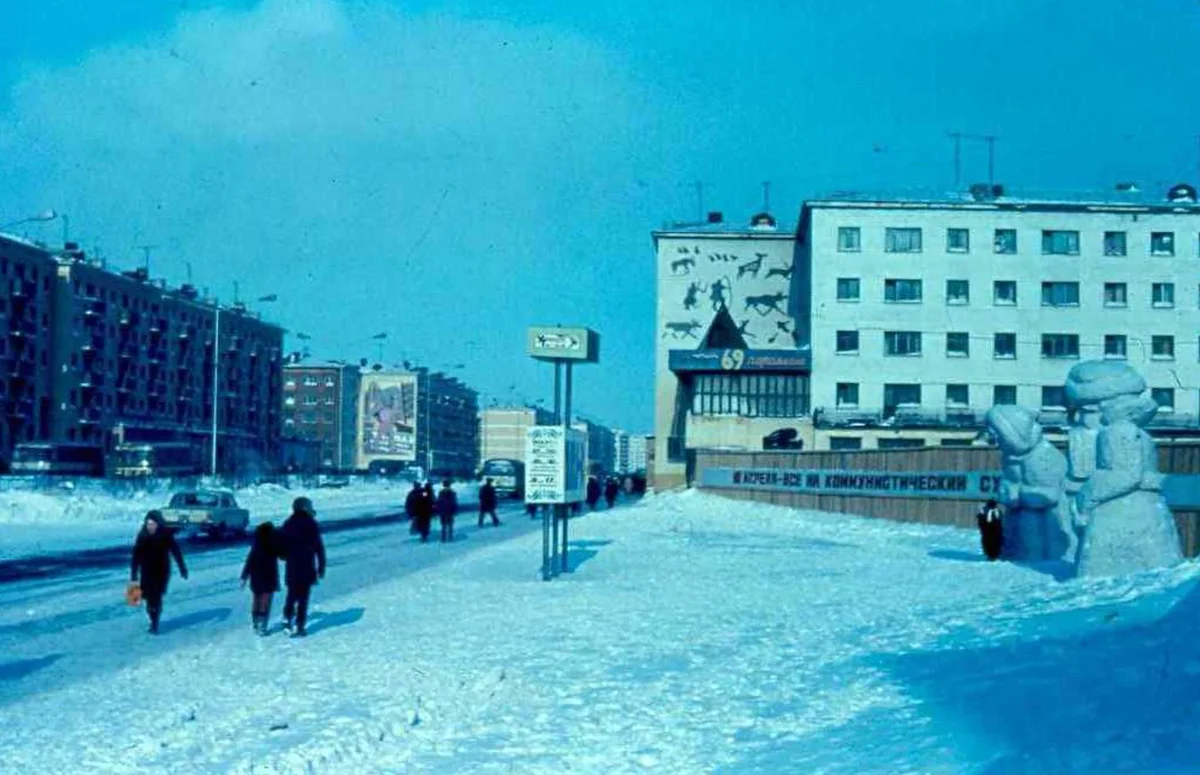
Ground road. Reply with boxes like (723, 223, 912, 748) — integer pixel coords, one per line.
(0, 501, 538, 707)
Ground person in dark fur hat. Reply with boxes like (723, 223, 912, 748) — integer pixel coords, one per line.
(130, 511, 188, 634)
(278, 497, 325, 637)
(241, 521, 281, 635)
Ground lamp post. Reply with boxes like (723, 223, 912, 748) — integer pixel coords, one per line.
(1, 209, 58, 232)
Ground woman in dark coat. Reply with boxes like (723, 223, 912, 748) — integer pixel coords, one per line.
(418, 481, 435, 542)
(586, 477, 602, 510)
(241, 522, 281, 636)
(406, 482, 424, 534)
(278, 497, 326, 638)
(977, 499, 1004, 561)
(604, 477, 620, 509)
(131, 511, 188, 635)
(436, 480, 458, 543)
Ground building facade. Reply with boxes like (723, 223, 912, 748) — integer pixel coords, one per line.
(627, 434, 648, 473)
(652, 212, 810, 489)
(282, 363, 361, 471)
(573, 418, 616, 476)
(1, 234, 284, 470)
(415, 368, 479, 479)
(613, 430, 630, 474)
(479, 405, 554, 464)
(799, 184, 1200, 450)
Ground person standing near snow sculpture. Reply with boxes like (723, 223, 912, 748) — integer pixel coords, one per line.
(984, 405, 1072, 562)
(130, 511, 188, 635)
(976, 499, 1003, 560)
(1066, 361, 1183, 577)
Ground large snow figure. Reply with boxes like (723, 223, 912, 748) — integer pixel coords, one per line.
(984, 405, 1073, 562)
(1065, 360, 1183, 577)
(1063, 363, 1105, 560)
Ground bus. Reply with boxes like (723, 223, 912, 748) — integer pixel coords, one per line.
(9, 443, 105, 476)
(479, 458, 525, 499)
(109, 442, 201, 478)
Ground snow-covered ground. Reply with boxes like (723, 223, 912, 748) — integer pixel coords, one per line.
(3, 490, 1200, 773)
(0, 479, 478, 562)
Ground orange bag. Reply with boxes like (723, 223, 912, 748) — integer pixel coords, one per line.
(126, 582, 143, 607)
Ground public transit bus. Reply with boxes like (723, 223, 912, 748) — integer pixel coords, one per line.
(9, 443, 105, 476)
(479, 458, 525, 499)
(109, 442, 201, 478)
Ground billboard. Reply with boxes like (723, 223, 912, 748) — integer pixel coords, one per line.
(358, 373, 418, 467)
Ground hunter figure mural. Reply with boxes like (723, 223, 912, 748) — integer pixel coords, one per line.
(984, 405, 1073, 563)
(1065, 360, 1183, 577)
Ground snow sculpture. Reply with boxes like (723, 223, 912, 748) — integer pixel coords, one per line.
(1065, 360, 1183, 577)
(983, 405, 1073, 562)
(1063, 363, 1104, 561)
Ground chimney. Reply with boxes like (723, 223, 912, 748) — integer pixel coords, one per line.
(706, 211, 723, 224)
(1167, 183, 1197, 204)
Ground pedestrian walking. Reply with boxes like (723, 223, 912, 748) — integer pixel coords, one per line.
(417, 481, 435, 542)
(278, 497, 326, 638)
(240, 522, 280, 636)
(130, 511, 188, 635)
(585, 476, 601, 511)
(478, 478, 500, 527)
(405, 481, 424, 534)
(525, 501, 538, 519)
(604, 477, 620, 509)
(437, 480, 458, 543)
(977, 499, 1004, 561)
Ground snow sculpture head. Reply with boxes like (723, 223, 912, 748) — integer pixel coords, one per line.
(984, 405, 1042, 457)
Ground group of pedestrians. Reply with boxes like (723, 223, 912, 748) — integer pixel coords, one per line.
(404, 480, 467, 543)
(129, 496, 326, 638)
(584, 475, 623, 511)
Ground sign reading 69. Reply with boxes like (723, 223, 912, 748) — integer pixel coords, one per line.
(720, 349, 746, 371)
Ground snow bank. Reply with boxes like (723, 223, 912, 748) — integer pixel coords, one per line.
(3, 491, 1199, 773)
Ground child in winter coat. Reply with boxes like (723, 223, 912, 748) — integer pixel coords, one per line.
(241, 522, 281, 635)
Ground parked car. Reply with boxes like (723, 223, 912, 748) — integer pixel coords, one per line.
(159, 490, 251, 539)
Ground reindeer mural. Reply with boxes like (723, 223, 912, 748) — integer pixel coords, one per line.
(737, 253, 766, 279)
(765, 261, 794, 281)
(768, 319, 793, 345)
(682, 281, 706, 311)
(737, 319, 757, 341)
(671, 256, 696, 275)
(744, 292, 788, 317)
(662, 320, 703, 340)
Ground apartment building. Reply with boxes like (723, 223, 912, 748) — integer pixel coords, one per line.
(282, 362, 361, 471)
(1, 234, 284, 470)
(479, 405, 554, 464)
(413, 367, 480, 478)
(799, 183, 1200, 450)
(627, 434, 648, 473)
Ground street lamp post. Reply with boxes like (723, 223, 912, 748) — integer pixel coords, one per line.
(0, 209, 58, 233)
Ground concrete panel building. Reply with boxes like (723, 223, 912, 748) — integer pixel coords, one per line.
(479, 405, 553, 464)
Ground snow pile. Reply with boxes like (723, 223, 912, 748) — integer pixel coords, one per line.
(3, 491, 1200, 773)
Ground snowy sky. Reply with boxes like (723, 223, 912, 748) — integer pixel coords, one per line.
(2, 0, 1200, 433)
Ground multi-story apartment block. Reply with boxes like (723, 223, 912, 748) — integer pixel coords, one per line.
(282, 362, 361, 471)
(799, 183, 1200, 450)
(573, 418, 616, 476)
(652, 184, 1200, 485)
(613, 431, 631, 474)
(0, 234, 284, 470)
(479, 405, 554, 464)
(413, 367, 480, 479)
(627, 434, 648, 473)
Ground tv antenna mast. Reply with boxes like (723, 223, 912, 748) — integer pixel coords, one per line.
(946, 132, 998, 187)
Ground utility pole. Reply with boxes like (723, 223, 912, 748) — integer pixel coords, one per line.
(694, 181, 704, 222)
(984, 135, 996, 185)
(762, 181, 772, 212)
(947, 132, 963, 188)
(136, 245, 156, 274)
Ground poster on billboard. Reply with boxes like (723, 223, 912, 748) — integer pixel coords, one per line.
(524, 426, 586, 504)
(358, 373, 418, 467)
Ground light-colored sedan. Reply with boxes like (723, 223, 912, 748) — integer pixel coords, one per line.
(159, 490, 251, 540)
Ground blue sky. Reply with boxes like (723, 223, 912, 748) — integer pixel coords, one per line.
(2, 0, 1199, 433)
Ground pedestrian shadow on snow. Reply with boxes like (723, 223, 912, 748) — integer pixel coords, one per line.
(0, 653, 64, 682)
(740, 576, 1200, 774)
(565, 540, 613, 572)
(159, 607, 232, 634)
(928, 550, 1077, 581)
(306, 607, 365, 636)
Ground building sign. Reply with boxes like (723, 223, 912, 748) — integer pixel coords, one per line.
(525, 426, 586, 503)
(669, 348, 810, 374)
(702, 467, 1200, 509)
(358, 374, 418, 466)
(528, 326, 600, 363)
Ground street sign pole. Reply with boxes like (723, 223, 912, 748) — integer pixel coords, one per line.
(561, 361, 573, 573)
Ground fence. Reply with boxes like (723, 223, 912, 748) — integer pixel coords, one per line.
(694, 444, 1200, 557)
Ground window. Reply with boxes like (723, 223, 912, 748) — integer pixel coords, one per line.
(1151, 335, 1175, 360)
(884, 278, 923, 303)
(302, 376, 318, 387)
(994, 333, 1017, 359)
(1151, 232, 1175, 256)
(879, 438, 925, 449)
(1104, 231, 1127, 256)
(836, 278, 861, 302)
(837, 227, 861, 252)
(946, 332, 970, 358)
(994, 229, 1017, 254)
(691, 374, 811, 418)
(993, 385, 1017, 405)
(946, 384, 969, 407)
(946, 228, 970, 253)
(1104, 335, 1127, 359)
(946, 280, 969, 305)
(1041, 334, 1080, 359)
(1152, 388, 1175, 411)
(885, 227, 922, 253)
(1152, 283, 1175, 308)
(1042, 230, 1080, 255)
(1104, 282, 1127, 307)
(993, 281, 1017, 305)
(1041, 386, 1067, 408)
(836, 382, 859, 407)
(284, 396, 296, 407)
(836, 330, 860, 354)
(884, 331, 922, 356)
(883, 383, 922, 410)
(829, 436, 862, 451)
(1041, 282, 1080, 307)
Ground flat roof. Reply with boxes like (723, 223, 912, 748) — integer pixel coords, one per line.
(652, 220, 796, 239)
(803, 186, 1200, 214)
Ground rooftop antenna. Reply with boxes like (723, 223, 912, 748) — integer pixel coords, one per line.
(947, 131, 963, 188)
(762, 181, 771, 212)
(135, 244, 156, 274)
(946, 131, 999, 187)
(694, 181, 704, 222)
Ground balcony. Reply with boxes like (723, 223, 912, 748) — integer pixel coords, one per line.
(10, 279, 30, 298)
(79, 411, 102, 425)
(81, 336, 104, 353)
(8, 361, 34, 380)
(814, 406, 987, 430)
(80, 373, 104, 390)
(83, 301, 107, 321)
